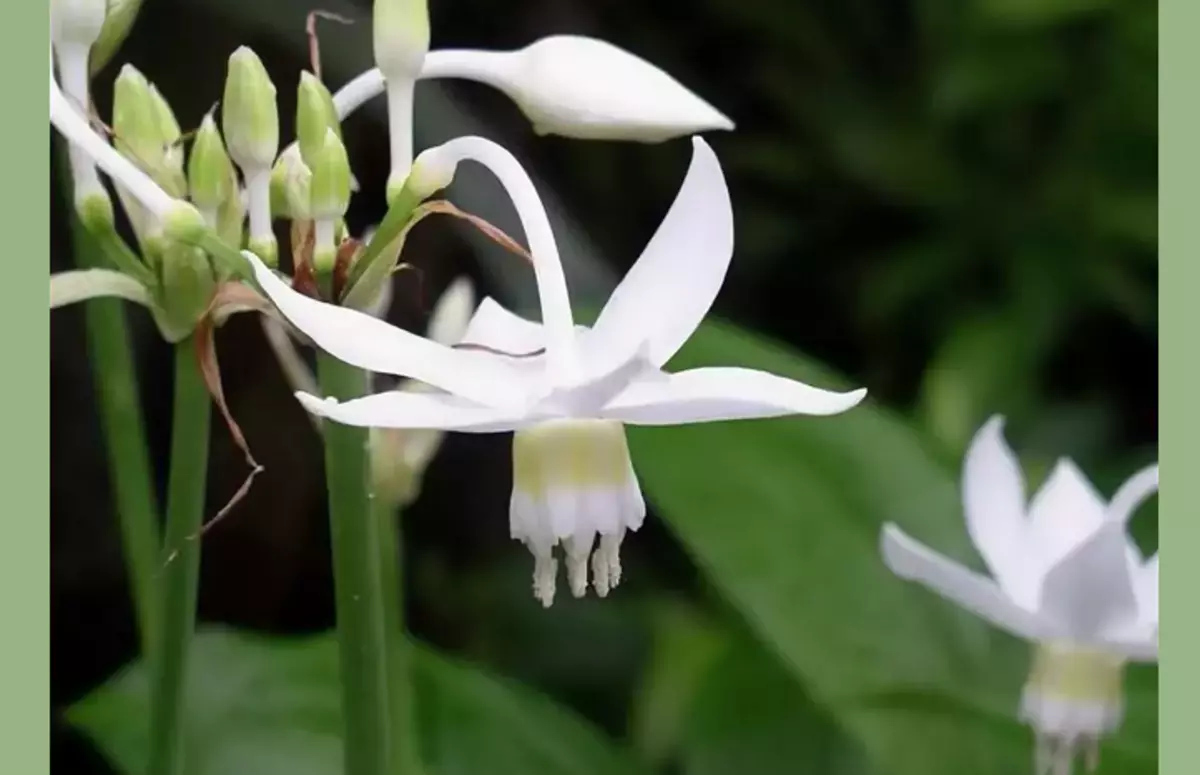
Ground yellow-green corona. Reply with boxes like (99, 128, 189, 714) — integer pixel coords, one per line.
(511, 419, 644, 606)
(1020, 642, 1127, 774)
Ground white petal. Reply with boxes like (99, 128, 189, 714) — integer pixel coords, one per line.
(1107, 463, 1158, 524)
(294, 390, 533, 433)
(599, 366, 866, 425)
(1136, 553, 1158, 627)
(1037, 521, 1140, 642)
(961, 416, 1035, 605)
(1026, 458, 1109, 576)
(460, 297, 547, 354)
(50, 269, 151, 310)
(585, 137, 733, 368)
(422, 37, 733, 143)
(244, 251, 527, 407)
(426, 277, 476, 346)
(880, 524, 1049, 642)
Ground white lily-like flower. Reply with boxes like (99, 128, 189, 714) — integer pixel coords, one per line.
(51, 0, 110, 209)
(343, 24, 733, 198)
(242, 134, 866, 607)
(881, 416, 1158, 775)
(337, 35, 733, 143)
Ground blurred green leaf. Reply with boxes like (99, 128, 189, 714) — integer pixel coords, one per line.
(976, 0, 1113, 28)
(680, 626, 872, 775)
(628, 318, 1156, 775)
(630, 602, 730, 767)
(68, 627, 643, 775)
(918, 310, 1041, 456)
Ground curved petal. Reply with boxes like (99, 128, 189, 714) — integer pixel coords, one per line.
(1037, 521, 1140, 642)
(295, 390, 533, 433)
(1026, 458, 1108, 576)
(50, 269, 151, 310)
(460, 297, 547, 354)
(245, 252, 527, 408)
(1107, 463, 1159, 524)
(599, 367, 866, 425)
(585, 137, 733, 368)
(426, 277, 476, 346)
(880, 524, 1049, 642)
(962, 416, 1034, 605)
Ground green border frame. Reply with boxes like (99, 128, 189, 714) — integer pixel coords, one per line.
(12, 2, 49, 774)
(1161, 2, 1187, 774)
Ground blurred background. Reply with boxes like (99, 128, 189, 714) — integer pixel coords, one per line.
(50, 0, 1158, 773)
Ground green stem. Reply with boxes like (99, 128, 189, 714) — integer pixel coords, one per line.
(147, 340, 211, 775)
(375, 498, 421, 775)
(69, 214, 163, 662)
(317, 353, 395, 775)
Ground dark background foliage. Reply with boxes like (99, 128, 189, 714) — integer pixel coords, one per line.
(51, 0, 1157, 773)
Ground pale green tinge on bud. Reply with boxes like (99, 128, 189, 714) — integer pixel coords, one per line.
(373, 0, 431, 77)
(270, 144, 312, 221)
(156, 242, 217, 337)
(296, 71, 341, 165)
(188, 114, 234, 213)
(162, 201, 207, 245)
(309, 129, 351, 220)
(402, 146, 458, 201)
(112, 65, 186, 197)
(90, 0, 145, 76)
(222, 47, 279, 170)
(112, 64, 158, 166)
(216, 177, 247, 251)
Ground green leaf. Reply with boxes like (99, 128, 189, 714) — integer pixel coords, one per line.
(627, 318, 1156, 775)
(68, 627, 643, 775)
(680, 626, 871, 775)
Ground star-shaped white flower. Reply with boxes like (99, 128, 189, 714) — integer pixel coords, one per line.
(245, 134, 866, 606)
(880, 416, 1158, 774)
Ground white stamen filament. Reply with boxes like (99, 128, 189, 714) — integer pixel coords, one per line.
(421, 137, 579, 380)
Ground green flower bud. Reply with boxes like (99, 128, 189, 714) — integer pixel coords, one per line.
(162, 201, 207, 245)
(373, 0, 430, 77)
(90, 0, 144, 76)
(216, 178, 246, 251)
(296, 71, 340, 166)
(112, 64, 160, 169)
(309, 129, 351, 221)
(187, 113, 234, 213)
(157, 242, 216, 337)
(269, 144, 312, 221)
(112, 65, 185, 197)
(222, 46, 279, 171)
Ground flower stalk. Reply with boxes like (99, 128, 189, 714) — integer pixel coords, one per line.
(147, 339, 212, 775)
(316, 353, 395, 775)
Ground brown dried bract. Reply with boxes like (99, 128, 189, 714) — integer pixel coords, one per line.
(332, 236, 361, 302)
(183, 283, 269, 546)
(306, 10, 353, 81)
(290, 220, 321, 299)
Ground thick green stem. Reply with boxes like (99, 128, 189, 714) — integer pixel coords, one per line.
(147, 341, 211, 775)
(317, 354, 395, 775)
(69, 214, 163, 662)
(375, 498, 421, 775)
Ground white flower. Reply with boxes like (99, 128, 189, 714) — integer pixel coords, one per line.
(334, 35, 734, 144)
(880, 416, 1158, 774)
(243, 134, 866, 606)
